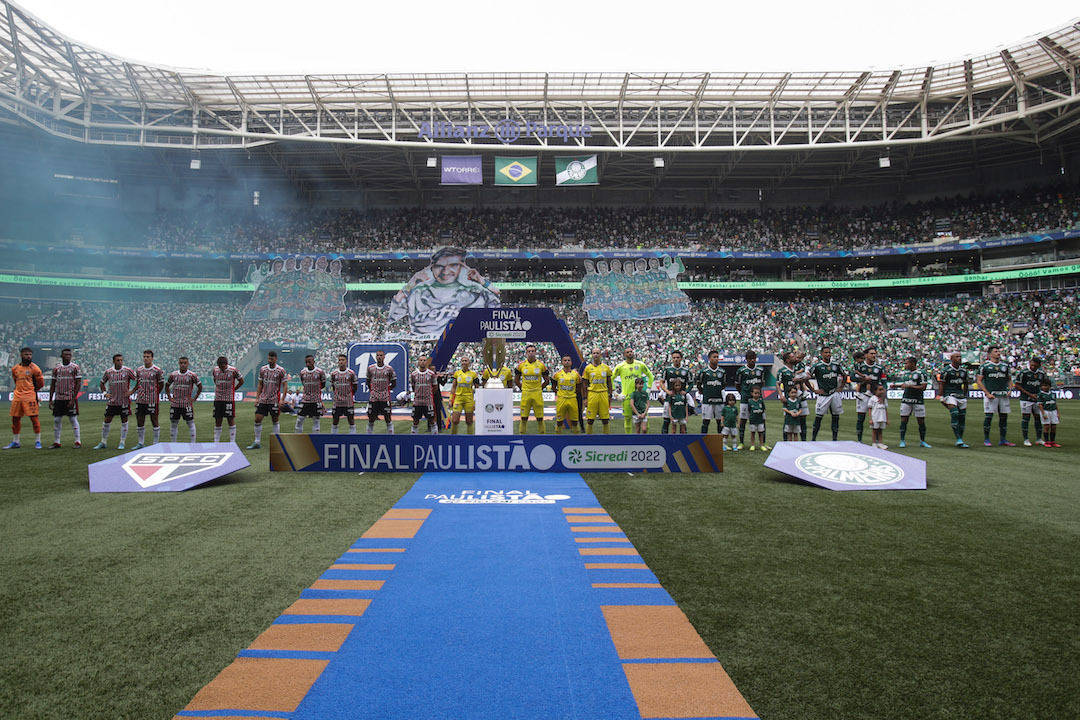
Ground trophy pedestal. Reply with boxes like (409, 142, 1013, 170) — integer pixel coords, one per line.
(475, 388, 514, 435)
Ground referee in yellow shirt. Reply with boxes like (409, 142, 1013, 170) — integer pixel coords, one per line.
(515, 344, 550, 434)
(581, 349, 613, 434)
(552, 355, 582, 434)
(450, 356, 481, 434)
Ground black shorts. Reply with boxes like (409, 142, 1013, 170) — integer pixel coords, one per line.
(299, 402, 323, 418)
(136, 402, 159, 419)
(104, 405, 130, 421)
(367, 400, 390, 419)
(332, 406, 355, 420)
(170, 406, 194, 422)
(213, 400, 235, 420)
(412, 404, 434, 422)
(255, 403, 280, 418)
(52, 399, 78, 417)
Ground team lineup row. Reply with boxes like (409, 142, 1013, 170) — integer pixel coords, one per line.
(4, 343, 1065, 450)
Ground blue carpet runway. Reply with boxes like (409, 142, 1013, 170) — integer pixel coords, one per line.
(177, 473, 757, 720)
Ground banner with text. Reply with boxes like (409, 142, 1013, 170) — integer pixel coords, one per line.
(441, 155, 483, 185)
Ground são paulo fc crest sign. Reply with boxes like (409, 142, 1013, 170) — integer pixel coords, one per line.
(88, 442, 251, 492)
(763, 441, 926, 491)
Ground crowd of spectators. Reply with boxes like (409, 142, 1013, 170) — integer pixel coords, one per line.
(4, 184, 1077, 255)
(3, 290, 1078, 390)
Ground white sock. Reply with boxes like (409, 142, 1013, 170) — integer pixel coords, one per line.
(119, 422, 129, 444)
(34, 432, 41, 443)
(11, 432, 20, 444)
(349, 424, 357, 434)
(138, 426, 146, 444)
(411, 425, 418, 434)
(272, 422, 280, 435)
(170, 421, 179, 442)
(152, 426, 160, 444)
(71, 417, 80, 443)
(295, 417, 304, 433)
(331, 423, 338, 434)
(54, 418, 62, 444)
(430, 425, 438, 435)
(254, 423, 262, 443)
(229, 425, 236, 442)
(102, 421, 111, 443)
(188, 421, 196, 443)
(313, 419, 320, 433)
(214, 425, 222, 442)
(386, 421, 394, 434)
(367, 421, 374, 434)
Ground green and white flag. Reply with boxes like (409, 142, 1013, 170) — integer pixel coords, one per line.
(494, 157, 537, 186)
(554, 155, 598, 186)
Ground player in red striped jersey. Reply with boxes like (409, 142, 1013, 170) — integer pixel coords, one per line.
(410, 356, 440, 435)
(165, 356, 202, 442)
(211, 356, 244, 443)
(48, 348, 82, 448)
(329, 353, 358, 434)
(294, 354, 327, 433)
(366, 350, 397, 434)
(132, 349, 165, 449)
(93, 353, 136, 449)
(249, 350, 288, 449)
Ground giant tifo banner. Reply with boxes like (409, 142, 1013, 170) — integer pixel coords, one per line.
(582, 255, 690, 321)
(386, 246, 501, 340)
(243, 255, 347, 322)
(270, 434, 723, 473)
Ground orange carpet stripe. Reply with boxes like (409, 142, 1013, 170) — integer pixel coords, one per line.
(621, 662, 756, 719)
(579, 548, 640, 556)
(575, 537, 632, 543)
(183, 657, 328, 713)
(564, 515, 615, 523)
(330, 563, 396, 570)
(310, 579, 384, 591)
(602, 605, 714, 659)
(562, 507, 606, 513)
(382, 508, 432, 519)
(282, 598, 372, 616)
(585, 562, 649, 569)
(345, 547, 406, 553)
(592, 583, 663, 589)
(361, 518, 425, 538)
(247, 623, 353, 652)
(570, 525, 623, 533)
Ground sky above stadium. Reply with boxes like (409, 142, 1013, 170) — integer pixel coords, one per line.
(17, 0, 1080, 74)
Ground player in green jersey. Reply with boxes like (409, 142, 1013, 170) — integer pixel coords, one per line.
(665, 378, 689, 434)
(720, 393, 739, 450)
(612, 348, 654, 435)
(853, 346, 888, 444)
(746, 387, 768, 451)
(630, 377, 650, 434)
(735, 350, 767, 449)
(777, 351, 808, 441)
(1036, 379, 1061, 447)
(810, 345, 847, 441)
(1013, 357, 1049, 446)
(935, 352, 971, 447)
(977, 345, 1015, 446)
(660, 350, 691, 435)
(782, 386, 803, 441)
(890, 356, 931, 448)
(697, 350, 726, 435)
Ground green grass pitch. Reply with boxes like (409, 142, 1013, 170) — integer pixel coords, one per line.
(1, 400, 1077, 719)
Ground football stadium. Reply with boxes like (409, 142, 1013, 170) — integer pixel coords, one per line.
(2, 2, 1080, 718)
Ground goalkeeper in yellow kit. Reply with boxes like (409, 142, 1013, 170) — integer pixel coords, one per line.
(581, 348, 613, 434)
(612, 348, 654, 434)
(552, 355, 582, 433)
(515, 344, 550, 433)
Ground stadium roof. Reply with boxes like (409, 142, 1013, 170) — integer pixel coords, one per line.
(1, 1, 1079, 199)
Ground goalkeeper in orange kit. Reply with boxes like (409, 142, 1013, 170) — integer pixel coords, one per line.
(6, 347, 45, 449)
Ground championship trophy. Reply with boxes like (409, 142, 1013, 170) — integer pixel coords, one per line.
(483, 337, 507, 388)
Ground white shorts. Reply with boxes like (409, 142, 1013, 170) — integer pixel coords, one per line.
(942, 396, 968, 411)
(1042, 410, 1059, 425)
(721, 426, 737, 436)
(815, 393, 843, 416)
(632, 415, 649, 428)
(983, 396, 1011, 414)
(746, 423, 765, 433)
(738, 403, 749, 420)
(800, 396, 810, 417)
(855, 392, 871, 413)
(899, 402, 926, 418)
(783, 423, 800, 434)
(1020, 400, 1037, 415)
(701, 403, 723, 420)
(871, 421, 887, 430)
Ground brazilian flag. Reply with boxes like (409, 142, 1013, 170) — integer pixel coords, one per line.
(495, 156, 538, 186)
